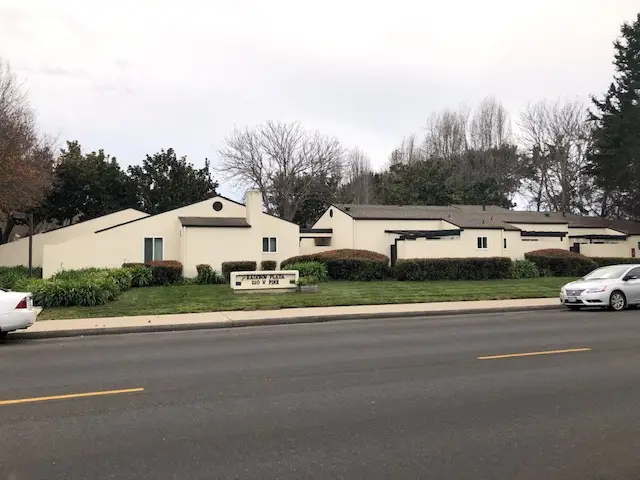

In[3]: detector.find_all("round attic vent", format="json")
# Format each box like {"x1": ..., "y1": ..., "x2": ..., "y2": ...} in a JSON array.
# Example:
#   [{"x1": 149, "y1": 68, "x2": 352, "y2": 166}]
[
  {"x1": 329, "y1": 209, "x2": 333, "y2": 217},
  {"x1": 213, "y1": 201, "x2": 223, "y2": 212}
]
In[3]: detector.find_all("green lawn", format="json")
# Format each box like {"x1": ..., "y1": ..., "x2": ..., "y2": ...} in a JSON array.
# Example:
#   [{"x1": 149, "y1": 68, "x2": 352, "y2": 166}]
[{"x1": 38, "y1": 277, "x2": 573, "y2": 320}]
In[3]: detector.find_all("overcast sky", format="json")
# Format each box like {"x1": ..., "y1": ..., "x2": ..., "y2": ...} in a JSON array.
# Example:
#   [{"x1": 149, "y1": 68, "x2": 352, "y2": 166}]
[{"x1": 1, "y1": 0, "x2": 637, "y2": 200}]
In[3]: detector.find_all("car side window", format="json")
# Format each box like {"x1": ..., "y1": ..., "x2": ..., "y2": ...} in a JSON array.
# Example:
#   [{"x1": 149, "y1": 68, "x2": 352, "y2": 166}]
[{"x1": 628, "y1": 267, "x2": 640, "y2": 278}]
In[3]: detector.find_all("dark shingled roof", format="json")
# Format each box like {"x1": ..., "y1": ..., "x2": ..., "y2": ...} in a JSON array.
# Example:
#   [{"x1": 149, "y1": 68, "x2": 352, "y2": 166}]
[
  {"x1": 179, "y1": 217, "x2": 251, "y2": 228},
  {"x1": 333, "y1": 204, "x2": 640, "y2": 234}
]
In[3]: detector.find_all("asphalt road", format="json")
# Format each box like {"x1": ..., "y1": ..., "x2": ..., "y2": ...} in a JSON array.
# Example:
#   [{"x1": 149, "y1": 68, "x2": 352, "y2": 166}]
[{"x1": 3, "y1": 308, "x2": 640, "y2": 479}]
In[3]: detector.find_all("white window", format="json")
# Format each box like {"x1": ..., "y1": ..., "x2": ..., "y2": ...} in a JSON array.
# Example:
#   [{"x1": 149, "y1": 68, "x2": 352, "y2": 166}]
[
  {"x1": 477, "y1": 236, "x2": 488, "y2": 249},
  {"x1": 144, "y1": 237, "x2": 163, "y2": 262},
  {"x1": 262, "y1": 237, "x2": 277, "y2": 253}
]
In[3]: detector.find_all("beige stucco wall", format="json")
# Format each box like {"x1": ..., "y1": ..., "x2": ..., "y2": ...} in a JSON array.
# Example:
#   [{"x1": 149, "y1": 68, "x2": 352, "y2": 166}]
[
  {"x1": 0, "y1": 209, "x2": 147, "y2": 269},
  {"x1": 310, "y1": 207, "x2": 355, "y2": 250},
  {"x1": 503, "y1": 230, "x2": 569, "y2": 260},
  {"x1": 354, "y1": 219, "x2": 459, "y2": 258},
  {"x1": 580, "y1": 242, "x2": 631, "y2": 258},
  {"x1": 299, "y1": 239, "x2": 333, "y2": 256},
  {"x1": 398, "y1": 229, "x2": 506, "y2": 260},
  {"x1": 42, "y1": 196, "x2": 300, "y2": 278}
]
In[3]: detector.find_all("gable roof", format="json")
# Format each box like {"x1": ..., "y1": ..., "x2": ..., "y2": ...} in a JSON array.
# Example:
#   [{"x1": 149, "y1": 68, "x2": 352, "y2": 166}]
[{"x1": 331, "y1": 203, "x2": 640, "y2": 233}]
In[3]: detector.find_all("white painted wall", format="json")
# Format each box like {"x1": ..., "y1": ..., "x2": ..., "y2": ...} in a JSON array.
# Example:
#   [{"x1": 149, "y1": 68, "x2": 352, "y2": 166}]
[
  {"x1": 42, "y1": 195, "x2": 300, "y2": 278},
  {"x1": 0, "y1": 209, "x2": 148, "y2": 268},
  {"x1": 579, "y1": 243, "x2": 631, "y2": 258},
  {"x1": 310, "y1": 207, "x2": 355, "y2": 250}
]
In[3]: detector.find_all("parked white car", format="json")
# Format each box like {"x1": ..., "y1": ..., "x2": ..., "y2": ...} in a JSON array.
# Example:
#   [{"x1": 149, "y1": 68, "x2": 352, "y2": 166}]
[
  {"x1": 0, "y1": 288, "x2": 38, "y2": 338},
  {"x1": 560, "y1": 264, "x2": 640, "y2": 311}
]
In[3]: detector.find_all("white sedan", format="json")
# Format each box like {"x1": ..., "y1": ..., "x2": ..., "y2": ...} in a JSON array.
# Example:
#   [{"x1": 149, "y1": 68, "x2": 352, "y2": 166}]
[
  {"x1": 560, "y1": 264, "x2": 640, "y2": 311},
  {"x1": 0, "y1": 288, "x2": 39, "y2": 338}
]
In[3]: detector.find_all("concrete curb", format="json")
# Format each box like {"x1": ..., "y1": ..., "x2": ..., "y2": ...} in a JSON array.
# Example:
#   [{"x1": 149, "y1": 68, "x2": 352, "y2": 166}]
[{"x1": 9, "y1": 304, "x2": 563, "y2": 340}]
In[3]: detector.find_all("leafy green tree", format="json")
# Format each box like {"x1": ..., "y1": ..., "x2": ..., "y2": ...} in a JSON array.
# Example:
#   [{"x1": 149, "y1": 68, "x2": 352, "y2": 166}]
[
  {"x1": 37, "y1": 141, "x2": 137, "y2": 225},
  {"x1": 586, "y1": 14, "x2": 640, "y2": 219},
  {"x1": 128, "y1": 148, "x2": 218, "y2": 215}
]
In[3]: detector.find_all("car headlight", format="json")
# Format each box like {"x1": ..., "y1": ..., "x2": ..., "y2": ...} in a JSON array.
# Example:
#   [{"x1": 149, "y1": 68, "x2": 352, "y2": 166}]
[{"x1": 585, "y1": 286, "x2": 607, "y2": 293}]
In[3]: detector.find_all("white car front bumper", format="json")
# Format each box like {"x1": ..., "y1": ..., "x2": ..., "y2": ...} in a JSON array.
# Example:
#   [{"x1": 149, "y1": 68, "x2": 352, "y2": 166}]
[{"x1": 560, "y1": 290, "x2": 610, "y2": 308}]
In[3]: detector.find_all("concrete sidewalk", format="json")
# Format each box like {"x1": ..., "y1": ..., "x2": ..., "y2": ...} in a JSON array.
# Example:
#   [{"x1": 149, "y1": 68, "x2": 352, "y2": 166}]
[{"x1": 12, "y1": 297, "x2": 562, "y2": 339}]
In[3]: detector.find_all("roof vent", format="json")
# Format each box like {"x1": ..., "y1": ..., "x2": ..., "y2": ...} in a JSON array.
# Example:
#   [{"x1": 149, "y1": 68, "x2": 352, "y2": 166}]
[{"x1": 345, "y1": 206, "x2": 351, "y2": 212}]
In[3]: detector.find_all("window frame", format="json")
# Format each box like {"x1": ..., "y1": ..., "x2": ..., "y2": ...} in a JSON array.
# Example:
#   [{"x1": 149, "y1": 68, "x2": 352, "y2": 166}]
[
  {"x1": 262, "y1": 237, "x2": 278, "y2": 253},
  {"x1": 477, "y1": 236, "x2": 488, "y2": 250},
  {"x1": 143, "y1": 237, "x2": 164, "y2": 263},
  {"x1": 628, "y1": 267, "x2": 640, "y2": 278},
  {"x1": 314, "y1": 237, "x2": 331, "y2": 247}
]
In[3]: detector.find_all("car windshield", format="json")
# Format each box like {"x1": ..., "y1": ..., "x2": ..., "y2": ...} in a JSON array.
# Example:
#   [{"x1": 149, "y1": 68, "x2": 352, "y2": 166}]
[{"x1": 583, "y1": 266, "x2": 629, "y2": 280}]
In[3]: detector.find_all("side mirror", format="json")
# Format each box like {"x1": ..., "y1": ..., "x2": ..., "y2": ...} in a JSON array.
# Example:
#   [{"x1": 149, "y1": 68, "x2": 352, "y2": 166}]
[{"x1": 624, "y1": 275, "x2": 638, "y2": 281}]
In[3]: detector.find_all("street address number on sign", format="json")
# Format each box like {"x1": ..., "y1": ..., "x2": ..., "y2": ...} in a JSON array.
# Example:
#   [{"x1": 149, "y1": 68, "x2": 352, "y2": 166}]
[{"x1": 230, "y1": 270, "x2": 299, "y2": 293}]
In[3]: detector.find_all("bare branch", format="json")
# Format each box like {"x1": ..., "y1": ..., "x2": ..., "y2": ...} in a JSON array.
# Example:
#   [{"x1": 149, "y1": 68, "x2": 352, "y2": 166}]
[
  {"x1": 0, "y1": 58, "x2": 54, "y2": 241},
  {"x1": 217, "y1": 121, "x2": 346, "y2": 221}
]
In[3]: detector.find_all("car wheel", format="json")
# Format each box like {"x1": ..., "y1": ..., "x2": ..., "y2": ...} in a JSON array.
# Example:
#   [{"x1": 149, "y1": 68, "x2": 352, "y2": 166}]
[
  {"x1": 609, "y1": 291, "x2": 627, "y2": 311},
  {"x1": 567, "y1": 305, "x2": 581, "y2": 311}
]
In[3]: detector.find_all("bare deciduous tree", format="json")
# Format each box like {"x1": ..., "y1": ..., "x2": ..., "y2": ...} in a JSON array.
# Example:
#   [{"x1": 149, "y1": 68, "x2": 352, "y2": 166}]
[
  {"x1": 518, "y1": 99, "x2": 594, "y2": 215},
  {"x1": 423, "y1": 106, "x2": 470, "y2": 158},
  {"x1": 338, "y1": 147, "x2": 375, "y2": 204},
  {"x1": 217, "y1": 121, "x2": 345, "y2": 221},
  {"x1": 469, "y1": 96, "x2": 512, "y2": 150},
  {"x1": 0, "y1": 59, "x2": 55, "y2": 243},
  {"x1": 388, "y1": 134, "x2": 423, "y2": 166}
]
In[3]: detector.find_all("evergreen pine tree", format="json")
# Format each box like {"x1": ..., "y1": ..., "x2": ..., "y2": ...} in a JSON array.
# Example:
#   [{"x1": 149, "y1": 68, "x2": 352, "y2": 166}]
[{"x1": 587, "y1": 13, "x2": 640, "y2": 219}]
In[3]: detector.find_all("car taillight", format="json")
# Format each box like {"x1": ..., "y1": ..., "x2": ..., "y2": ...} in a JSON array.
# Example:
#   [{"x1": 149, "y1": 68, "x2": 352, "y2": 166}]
[{"x1": 15, "y1": 297, "x2": 27, "y2": 309}]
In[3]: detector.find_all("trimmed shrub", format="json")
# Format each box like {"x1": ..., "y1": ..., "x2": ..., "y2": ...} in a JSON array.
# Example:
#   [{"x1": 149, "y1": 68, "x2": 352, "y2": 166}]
[
  {"x1": 525, "y1": 249, "x2": 597, "y2": 277},
  {"x1": 221, "y1": 261, "x2": 257, "y2": 281},
  {"x1": 147, "y1": 260, "x2": 183, "y2": 286},
  {"x1": 591, "y1": 257, "x2": 640, "y2": 268},
  {"x1": 0, "y1": 266, "x2": 42, "y2": 289},
  {"x1": 509, "y1": 260, "x2": 540, "y2": 279},
  {"x1": 122, "y1": 262, "x2": 145, "y2": 269},
  {"x1": 124, "y1": 264, "x2": 153, "y2": 288},
  {"x1": 13, "y1": 275, "x2": 121, "y2": 307},
  {"x1": 287, "y1": 261, "x2": 329, "y2": 283},
  {"x1": 394, "y1": 257, "x2": 513, "y2": 281},
  {"x1": 196, "y1": 264, "x2": 225, "y2": 285},
  {"x1": 281, "y1": 249, "x2": 391, "y2": 281},
  {"x1": 53, "y1": 267, "x2": 133, "y2": 292},
  {"x1": 261, "y1": 260, "x2": 277, "y2": 270}
]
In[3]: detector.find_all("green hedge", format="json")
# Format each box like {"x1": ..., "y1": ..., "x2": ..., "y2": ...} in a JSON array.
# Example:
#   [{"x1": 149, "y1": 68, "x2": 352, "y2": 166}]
[
  {"x1": 590, "y1": 257, "x2": 640, "y2": 268},
  {"x1": 195, "y1": 264, "x2": 225, "y2": 284},
  {"x1": 525, "y1": 249, "x2": 597, "y2": 277},
  {"x1": 0, "y1": 266, "x2": 43, "y2": 289},
  {"x1": 260, "y1": 260, "x2": 277, "y2": 270},
  {"x1": 286, "y1": 261, "x2": 329, "y2": 283},
  {"x1": 221, "y1": 261, "x2": 257, "y2": 281},
  {"x1": 394, "y1": 257, "x2": 513, "y2": 281},
  {"x1": 147, "y1": 260, "x2": 183, "y2": 286},
  {"x1": 281, "y1": 249, "x2": 391, "y2": 281}
]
